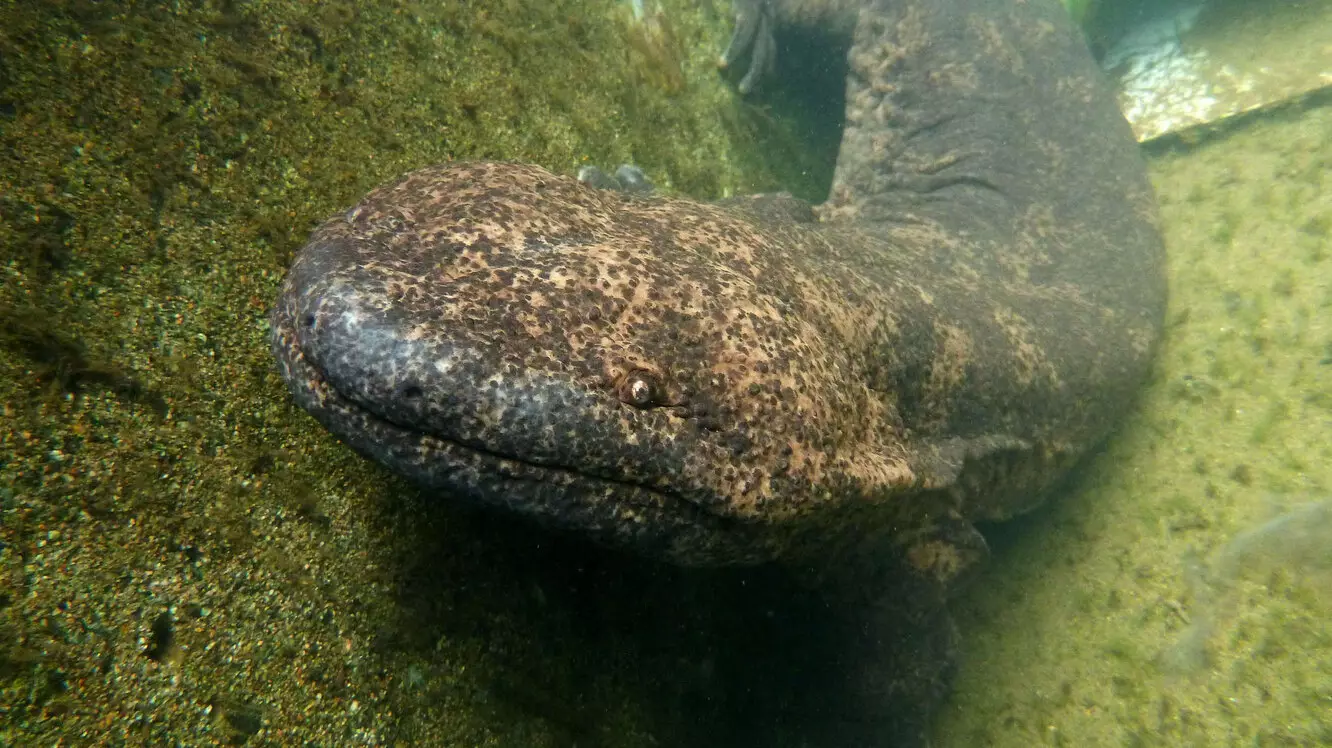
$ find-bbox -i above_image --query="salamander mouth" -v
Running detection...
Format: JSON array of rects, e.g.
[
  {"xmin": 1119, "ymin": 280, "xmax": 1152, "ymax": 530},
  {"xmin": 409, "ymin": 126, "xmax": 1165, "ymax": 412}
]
[
  {"xmin": 285, "ymin": 326, "xmax": 676, "ymax": 498},
  {"xmin": 270, "ymin": 305, "xmax": 765, "ymax": 564}
]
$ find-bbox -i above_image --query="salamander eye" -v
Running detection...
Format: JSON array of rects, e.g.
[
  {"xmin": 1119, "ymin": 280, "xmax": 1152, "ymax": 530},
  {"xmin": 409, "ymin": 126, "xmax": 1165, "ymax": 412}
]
[{"xmin": 616, "ymin": 369, "xmax": 663, "ymax": 408}]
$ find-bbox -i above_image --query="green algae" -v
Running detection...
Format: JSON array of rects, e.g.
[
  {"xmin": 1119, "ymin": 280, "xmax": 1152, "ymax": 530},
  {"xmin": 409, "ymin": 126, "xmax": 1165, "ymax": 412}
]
[{"xmin": 0, "ymin": 0, "xmax": 837, "ymax": 744}]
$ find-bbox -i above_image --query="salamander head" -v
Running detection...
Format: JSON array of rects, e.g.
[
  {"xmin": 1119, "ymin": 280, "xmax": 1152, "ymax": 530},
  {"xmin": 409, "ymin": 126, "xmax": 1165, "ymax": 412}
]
[{"xmin": 272, "ymin": 162, "xmax": 912, "ymax": 564}]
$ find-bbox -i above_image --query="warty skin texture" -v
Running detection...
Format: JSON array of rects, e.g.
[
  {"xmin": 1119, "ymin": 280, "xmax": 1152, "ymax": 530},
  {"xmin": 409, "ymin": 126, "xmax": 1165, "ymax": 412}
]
[{"xmin": 271, "ymin": 0, "xmax": 1165, "ymax": 741}]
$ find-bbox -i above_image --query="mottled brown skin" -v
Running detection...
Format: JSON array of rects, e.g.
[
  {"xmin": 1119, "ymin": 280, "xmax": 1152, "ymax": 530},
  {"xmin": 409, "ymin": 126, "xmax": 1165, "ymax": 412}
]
[{"xmin": 272, "ymin": 0, "xmax": 1164, "ymax": 741}]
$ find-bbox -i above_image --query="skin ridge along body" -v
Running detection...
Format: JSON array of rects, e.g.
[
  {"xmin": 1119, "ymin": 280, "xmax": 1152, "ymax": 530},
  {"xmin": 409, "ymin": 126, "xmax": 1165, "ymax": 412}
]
[{"xmin": 272, "ymin": 0, "xmax": 1165, "ymax": 585}]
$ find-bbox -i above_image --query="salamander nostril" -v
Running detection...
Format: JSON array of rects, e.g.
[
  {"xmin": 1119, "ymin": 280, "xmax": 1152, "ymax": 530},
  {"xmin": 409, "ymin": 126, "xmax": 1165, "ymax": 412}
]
[
  {"xmin": 302, "ymin": 314, "xmax": 316, "ymax": 328},
  {"xmin": 401, "ymin": 384, "xmax": 423, "ymax": 399}
]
